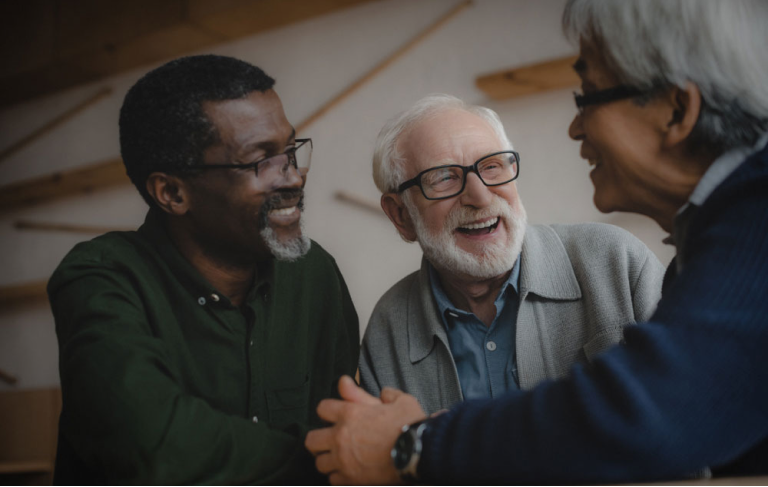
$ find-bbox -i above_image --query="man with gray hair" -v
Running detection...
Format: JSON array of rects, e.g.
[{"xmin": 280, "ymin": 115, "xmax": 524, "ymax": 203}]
[
  {"xmin": 357, "ymin": 93, "xmax": 664, "ymax": 415},
  {"xmin": 305, "ymin": 0, "xmax": 768, "ymax": 483}
]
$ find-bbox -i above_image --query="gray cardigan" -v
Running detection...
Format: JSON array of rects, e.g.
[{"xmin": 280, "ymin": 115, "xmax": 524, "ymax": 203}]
[{"xmin": 360, "ymin": 223, "xmax": 665, "ymax": 414}]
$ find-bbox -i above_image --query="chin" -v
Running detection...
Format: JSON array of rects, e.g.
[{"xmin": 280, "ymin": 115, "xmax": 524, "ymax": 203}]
[{"xmin": 260, "ymin": 225, "xmax": 311, "ymax": 262}]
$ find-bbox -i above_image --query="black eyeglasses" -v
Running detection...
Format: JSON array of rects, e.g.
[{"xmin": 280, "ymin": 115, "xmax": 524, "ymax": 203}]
[
  {"xmin": 186, "ymin": 138, "xmax": 312, "ymax": 179},
  {"xmin": 573, "ymin": 85, "xmax": 645, "ymax": 114},
  {"xmin": 397, "ymin": 150, "xmax": 520, "ymax": 200}
]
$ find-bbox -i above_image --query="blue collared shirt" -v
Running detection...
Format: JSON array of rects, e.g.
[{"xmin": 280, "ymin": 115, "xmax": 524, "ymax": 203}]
[{"xmin": 428, "ymin": 258, "xmax": 521, "ymax": 400}]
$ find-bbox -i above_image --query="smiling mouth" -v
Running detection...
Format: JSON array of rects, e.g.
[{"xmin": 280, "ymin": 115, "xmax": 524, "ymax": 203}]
[
  {"xmin": 269, "ymin": 206, "xmax": 298, "ymax": 217},
  {"xmin": 456, "ymin": 217, "xmax": 499, "ymax": 236}
]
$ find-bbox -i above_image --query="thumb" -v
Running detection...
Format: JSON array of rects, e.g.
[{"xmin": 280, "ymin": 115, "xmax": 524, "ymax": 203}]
[
  {"xmin": 338, "ymin": 375, "xmax": 380, "ymax": 405},
  {"xmin": 380, "ymin": 387, "xmax": 407, "ymax": 404}
]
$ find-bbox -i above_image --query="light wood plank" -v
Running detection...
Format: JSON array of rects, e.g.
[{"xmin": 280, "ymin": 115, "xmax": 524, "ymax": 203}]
[
  {"xmin": 0, "ymin": 368, "xmax": 18, "ymax": 386},
  {"xmin": 296, "ymin": 0, "xmax": 472, "ymax": 132},
  {"xmin": 0, "ymin": 87, "xmax": 112, "ymax": 165},
  {"xmin": 0, "ymin": 461, "xmax": 53, "ymax": 474},
  {"xmin": 0, "ymin": 280, "xmax": 48, "ymax": 307},
  {"xmin": 476, "ymin": 55, "xmax": 579, "ymax": 100},
  {"xmin": 0, "ymin": 158, "xmax": 129, "ymax": 212},
  {"xmin": 334, "ymin": 190, "xmax": 384, "ymax": 216}
]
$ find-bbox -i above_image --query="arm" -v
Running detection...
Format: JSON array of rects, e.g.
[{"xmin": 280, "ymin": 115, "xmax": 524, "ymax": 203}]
[
  {"xmin": 631, "ymin": 250, "xmax": 665, "ymax": 322},
  {"xmin": 53, "ymin": 266, "xmax": 319, "ymax": 484},
  {"xmin": 419, "ymin": 174, "xmax": 768, "ymax": 483}
]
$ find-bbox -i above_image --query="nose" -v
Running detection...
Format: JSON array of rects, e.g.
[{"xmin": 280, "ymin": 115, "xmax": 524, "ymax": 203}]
[
  {"xmin": 267, "ymin": 161, "xmax": 304, "ymax": 191},
  {"xmin": 568, "ymin": 111, "xmax": 585, "ymax": 141},
  {"xmin": 459, "ymin": 171, "xmax": 493, "ymax": 208}
]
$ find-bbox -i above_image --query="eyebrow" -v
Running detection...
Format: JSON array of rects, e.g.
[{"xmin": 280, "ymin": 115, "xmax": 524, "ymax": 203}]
[{"xmin": 241, "ymin": 128, "xmax": 297, "ymax": 155}]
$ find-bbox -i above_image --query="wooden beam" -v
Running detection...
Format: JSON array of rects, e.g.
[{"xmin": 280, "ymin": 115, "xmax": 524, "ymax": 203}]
[
  {"xmin": 0, "ymin": 280, "xmax": 48, "ymax": 308},
  {"xmin": 296, "ymin": 0, "xmax": 472, "ymax": 132},
  {"xmin": 475, "ymin": 55, "xmax": 579, "ymax": 100},
  {"xmin": 15, "ymin": 220, "xmax": 133, "ymax": 235},
  {"xmin": 0, "ymin": 87, "xmax": 112, "ymax": 165},
  {"xmin": 334, "ymin": 190, "xmax": 384, "ymax": 217},
  {"xmin": 0, "ymin": 368, "xmax": 18, "ymax": 386},
  {"xmin": 0, "ymin": 2, "xmax": 470, "ymax": 211},
  {"xmin": 0, "ymin": 158, "xmax": 129, "ymax": 212}
]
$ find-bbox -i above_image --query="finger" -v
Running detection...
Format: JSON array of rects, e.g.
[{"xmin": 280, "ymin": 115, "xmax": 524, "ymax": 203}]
[
  {"xmin": 316, "ymin": 398, "xmax": 348, "ymax": 422},
  {"xmin": 338, "ymin": 375, "xmax": 381, "ymax": 406},
  {"xmin": 305, "ymin": 427, "xmax": 334, "ymax": 454},
  {"xmin": 430, "ymin": 408, "xmax": 449, "ymax": 418},
  {"xmin": 314, "ymin": 451, "xmax": 338, "ymax": 475},
  {"xmin": 380, "ymin": 386, "xmax": 406, "ymax": 403}
]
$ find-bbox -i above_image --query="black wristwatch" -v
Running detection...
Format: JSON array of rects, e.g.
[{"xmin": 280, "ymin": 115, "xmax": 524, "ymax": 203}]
[{"xmin": 391, "ymin": 419, "xmax": 430, "ymax": 481}]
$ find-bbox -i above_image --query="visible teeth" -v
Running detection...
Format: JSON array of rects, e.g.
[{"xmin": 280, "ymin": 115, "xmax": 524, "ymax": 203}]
[
  {"xmin": 459, "ymin": 217, "xmax": 498, "ymax": 230},
  {"xmin": 270, "ymin": 206, "xmax": 297, "ymax": 216}
]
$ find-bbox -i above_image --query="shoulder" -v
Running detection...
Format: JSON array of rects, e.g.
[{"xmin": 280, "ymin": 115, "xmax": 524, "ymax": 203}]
[
  {"xmin": 549, "ymin": 222, "xmax": 651, "ymax": 253},
  {"xmin": 48, "ymin": 231, "xmax": 146, "ymax": 294},
  {"xmin": 525, "ymin": 223, "xmax": 664, "ymax": 286},
  {"xmin": 365, "ymin": 269, "xmax": 421, "ymax": 339}
]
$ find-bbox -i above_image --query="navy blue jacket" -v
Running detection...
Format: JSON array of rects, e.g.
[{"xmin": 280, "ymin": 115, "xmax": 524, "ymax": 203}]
[{"xmin": 420, "ymin": 143, "xmax": 768, "ymax": 483}]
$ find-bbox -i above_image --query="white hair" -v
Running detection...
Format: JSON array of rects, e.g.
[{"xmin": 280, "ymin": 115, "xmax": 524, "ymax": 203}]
[
  {"xmin": 372, "ymin": 94, "xmax": 513, "ymax": 194},
  {"xmin": 563, "ymin": 0, "xmax": 768, "ymax": 155}
]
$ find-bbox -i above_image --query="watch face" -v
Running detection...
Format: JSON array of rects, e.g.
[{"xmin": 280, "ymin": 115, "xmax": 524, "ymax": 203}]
[{"xmin": 393, "ymin": 431, "xmax": 415, "ymax": 470}]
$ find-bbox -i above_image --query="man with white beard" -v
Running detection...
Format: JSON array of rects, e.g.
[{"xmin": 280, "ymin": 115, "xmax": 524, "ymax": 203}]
[{"xmin": 360, "ymin": 94, "xmax": 665, "ymax": 414}]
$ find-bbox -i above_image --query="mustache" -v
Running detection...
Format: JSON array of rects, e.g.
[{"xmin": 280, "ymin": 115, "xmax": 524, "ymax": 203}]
[
  {"xmin": 444, "ymin": 195, "xmax": 512, "ymax": 231},
  {"xmin": 258, "ymin": 189, "xmax": 304, "ymax": 228}
]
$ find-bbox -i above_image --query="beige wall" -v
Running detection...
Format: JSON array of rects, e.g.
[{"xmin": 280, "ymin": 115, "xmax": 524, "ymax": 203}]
[{"xmin": 0, "ymin": 0, "xmax": 675, "ymax": 392}]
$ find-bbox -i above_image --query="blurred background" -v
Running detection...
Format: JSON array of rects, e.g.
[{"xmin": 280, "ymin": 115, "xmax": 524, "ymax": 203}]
[{"xmin": 0, "ymin": 0, "xmax": 674, "ymax": 483}]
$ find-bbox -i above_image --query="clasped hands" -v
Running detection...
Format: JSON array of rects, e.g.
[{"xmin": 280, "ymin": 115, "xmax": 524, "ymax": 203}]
[{"xmin": 305, "ymin": 376, "xmax": 427, "ymax": 485}]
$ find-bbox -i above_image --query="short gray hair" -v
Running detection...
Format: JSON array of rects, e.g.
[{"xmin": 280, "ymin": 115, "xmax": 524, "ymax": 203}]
[
  {"xmin": 563, "ymin": 0, "xmax": 768, "ymax": 156},
  {"xmin": 372, "ymin": 94, "xmax": 513, "ymax": 194}
]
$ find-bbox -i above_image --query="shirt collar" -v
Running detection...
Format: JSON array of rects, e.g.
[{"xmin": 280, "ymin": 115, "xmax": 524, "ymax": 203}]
[
  {"xmin": 667, "ymin": 133, "xmax": 768, "ymax": 248},
  {"xmin": 138, "ymin": 208, "xmax": 273, "ymax": 308},
  {"xmin": 427, "ymin": 257, "xmax": 520, "ymax": 324}
]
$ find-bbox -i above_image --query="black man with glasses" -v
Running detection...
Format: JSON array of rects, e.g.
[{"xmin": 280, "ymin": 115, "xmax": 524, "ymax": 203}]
[
  {"xmin": 48, "ymin": 55, "xmax": 358, "ymax": 485},
  {"xmin": 305, "ymin": 93, "xmax": 665, "ymax": 483}
]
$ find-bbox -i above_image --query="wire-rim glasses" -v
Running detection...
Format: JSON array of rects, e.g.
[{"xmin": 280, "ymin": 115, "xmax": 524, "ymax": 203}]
[
  {"xmin": 396, "ymin": 150, "xmax": 520, "ymax": 200},
  {"xmin": 187, "ymin": 138, "xmax": 312, "ymax": 179}
]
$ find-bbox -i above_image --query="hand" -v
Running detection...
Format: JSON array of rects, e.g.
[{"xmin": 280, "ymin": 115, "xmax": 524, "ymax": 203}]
[{"xmin": 305, "ymin": 376, "xmax": 427, "ymax": 485}]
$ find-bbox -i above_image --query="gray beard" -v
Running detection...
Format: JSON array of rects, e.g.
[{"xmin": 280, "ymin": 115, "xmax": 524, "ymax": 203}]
[
  {"xmin": 260, "ymin": 218, "xmax": 311, "ymax": 262},
  {"xmin": 405, "ymin": 194, "xmax": 527, "ymax": 279}
]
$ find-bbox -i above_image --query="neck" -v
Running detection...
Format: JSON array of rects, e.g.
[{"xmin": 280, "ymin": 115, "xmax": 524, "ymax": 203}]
[
  {"xmin": 166, "ymin": 218, "xmax": 257, "ymax": 307},
  {"xmin": 647, "ymin": 152, "xmax": 716, "ymax": 233},
  {"xmin": 434, "ymin": 265, "xmax": 511, "ymax": 328}
]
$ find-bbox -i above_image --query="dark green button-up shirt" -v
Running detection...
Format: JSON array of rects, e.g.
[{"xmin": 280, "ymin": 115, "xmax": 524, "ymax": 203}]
[{"xmin": 49, "ymin": 209, "xmax": 359, "ymax": 484}]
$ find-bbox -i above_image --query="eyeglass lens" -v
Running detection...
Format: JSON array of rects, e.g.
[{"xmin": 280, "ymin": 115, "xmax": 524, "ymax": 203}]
[
  {"xmin": 421, "ymin": 152, "xmax": 518, "ymax": 199},
  {"xmin": 258, "ymin": 140, "xmax": 312, "ymax": 180}
]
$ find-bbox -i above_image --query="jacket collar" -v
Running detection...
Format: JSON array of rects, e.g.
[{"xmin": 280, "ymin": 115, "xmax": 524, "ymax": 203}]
[{"xmin": 407, "ymin": 224, "xmax": 581, "ymax": 363}]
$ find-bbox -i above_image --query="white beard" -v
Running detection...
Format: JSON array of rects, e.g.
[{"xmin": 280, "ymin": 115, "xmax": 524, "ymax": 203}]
[
  {"xmin": 260, "ymin": 217, "xmax": 311, "ymax": 262},
  {"xmin": 405, "ymin": 194, "xmax": 527, "ymax": 279}
]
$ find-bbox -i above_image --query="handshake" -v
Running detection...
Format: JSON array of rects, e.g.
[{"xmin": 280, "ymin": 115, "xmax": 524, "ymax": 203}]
[{"xmin": 305, "ymin": 376, "xmax": 428, "ymax": 485}]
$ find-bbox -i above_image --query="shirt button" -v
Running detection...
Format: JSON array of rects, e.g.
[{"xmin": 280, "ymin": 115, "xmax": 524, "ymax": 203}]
[
  {"xmin": 252, "ymin": 416, "xmax": 258, "ymax": 423},
  {"xmin": 486, "ymin": 341, "xmax": 497, "ymax": 351},
  {"xmin": 197, "ymin": 297, "xmax": 206, "ymax": 306},
  {"xmin": 210, "ymin": 293, "xmax": 220, "ymax": 302},
  {"xmin": 249, "ymin": 340, "xmax": 254, "ymax": 347}
]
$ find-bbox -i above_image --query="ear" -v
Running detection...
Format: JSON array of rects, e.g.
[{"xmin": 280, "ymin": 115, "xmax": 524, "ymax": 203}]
[
  {"xmin": 663, "ymin": 82, "xmax": 702, "ymax": 149},
  {"xmin": 381, "ymin": 193, "xmax": 417, "ymax": 242},
  {"xmin": 146, "ymin": 172, "xmax": 190, "ymax": 216}
]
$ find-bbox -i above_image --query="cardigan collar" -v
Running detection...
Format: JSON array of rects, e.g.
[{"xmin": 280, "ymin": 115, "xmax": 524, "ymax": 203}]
[{"xmin": 408, "ymin": 224, "xmax": 582, "ymax": 364}]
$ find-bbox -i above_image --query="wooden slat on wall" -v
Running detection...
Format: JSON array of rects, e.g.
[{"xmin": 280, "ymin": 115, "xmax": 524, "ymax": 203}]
[
  {"xmin": 0, "ymin": 388, "xmax": 61, "ymax": 484},
  {"xmin": 0, "ymin": 280, "xmax": 48, "ymax": 308},
  {"xmin": 0, "ymin": 158, "xmax": 129, "ymax": 212},
  {"xmin": 476, "ymin": 55, "xmax": 579, "ymax": 100}
]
